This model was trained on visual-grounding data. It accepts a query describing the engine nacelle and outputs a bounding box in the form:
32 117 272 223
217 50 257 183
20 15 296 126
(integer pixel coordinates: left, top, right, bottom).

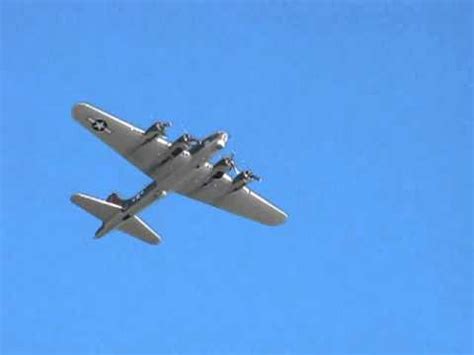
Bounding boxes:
144 121 171 139
169 134 197 157
210 156 234 179
232 170 261 190
170 133 201 155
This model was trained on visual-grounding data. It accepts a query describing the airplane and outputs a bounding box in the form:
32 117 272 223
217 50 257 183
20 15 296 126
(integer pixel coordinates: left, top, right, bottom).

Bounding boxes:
70 103 288 245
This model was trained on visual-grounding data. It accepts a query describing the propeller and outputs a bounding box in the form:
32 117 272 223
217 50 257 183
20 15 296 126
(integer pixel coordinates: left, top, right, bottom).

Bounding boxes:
231 169 262 191
181 133 200 144
224 152 241 174
222 153 261 182
178 122 200 144
227 152 239 174
244 170 262 182
157 121 171 137
145 121 172 138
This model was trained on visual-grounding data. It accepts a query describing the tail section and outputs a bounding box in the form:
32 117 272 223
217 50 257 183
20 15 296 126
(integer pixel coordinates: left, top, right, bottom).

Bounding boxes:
106 192 127 207
71 193 161 245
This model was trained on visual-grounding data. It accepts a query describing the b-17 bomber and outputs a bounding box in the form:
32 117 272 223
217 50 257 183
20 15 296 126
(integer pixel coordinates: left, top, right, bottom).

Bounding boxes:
71 103 287 245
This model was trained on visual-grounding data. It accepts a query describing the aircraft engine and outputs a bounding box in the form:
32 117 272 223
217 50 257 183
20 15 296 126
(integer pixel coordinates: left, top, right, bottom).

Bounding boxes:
169 134 200 157
210 156 235 179
144 121 171 139
174 133 199 145
232 170 261 190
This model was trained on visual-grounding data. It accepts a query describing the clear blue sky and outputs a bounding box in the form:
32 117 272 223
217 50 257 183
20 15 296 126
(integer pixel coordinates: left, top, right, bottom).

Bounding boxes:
1 2 472 354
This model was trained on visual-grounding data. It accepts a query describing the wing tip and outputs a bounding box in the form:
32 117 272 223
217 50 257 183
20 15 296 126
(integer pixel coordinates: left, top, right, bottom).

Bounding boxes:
140 233 162 245
70 193 94 205
71 102 96 120
70 193 83 205
267 210 288 226
149 237 162 245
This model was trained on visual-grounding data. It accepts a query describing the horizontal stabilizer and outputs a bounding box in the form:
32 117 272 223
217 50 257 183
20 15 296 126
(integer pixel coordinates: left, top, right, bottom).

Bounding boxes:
119 217 161 245
71 193 161 245
71 193 122 219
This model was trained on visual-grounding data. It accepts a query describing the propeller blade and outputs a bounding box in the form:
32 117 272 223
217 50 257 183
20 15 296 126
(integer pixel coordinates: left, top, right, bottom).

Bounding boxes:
178 122 201 144
229 152 241 174
160 122 171 137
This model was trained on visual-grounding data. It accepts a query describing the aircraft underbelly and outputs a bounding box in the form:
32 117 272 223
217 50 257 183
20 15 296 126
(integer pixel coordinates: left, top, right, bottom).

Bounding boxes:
71 102 287 245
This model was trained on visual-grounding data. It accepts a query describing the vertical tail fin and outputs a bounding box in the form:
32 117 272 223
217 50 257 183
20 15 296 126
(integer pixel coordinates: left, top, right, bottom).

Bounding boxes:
106 192 127 207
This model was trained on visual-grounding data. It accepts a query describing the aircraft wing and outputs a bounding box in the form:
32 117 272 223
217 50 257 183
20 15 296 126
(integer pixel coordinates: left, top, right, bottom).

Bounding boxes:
72 103 170 174
178 173 288 226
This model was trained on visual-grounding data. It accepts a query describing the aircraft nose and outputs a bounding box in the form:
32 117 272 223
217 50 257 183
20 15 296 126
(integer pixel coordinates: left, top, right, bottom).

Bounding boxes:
215 131 229 149
220 132 229 142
